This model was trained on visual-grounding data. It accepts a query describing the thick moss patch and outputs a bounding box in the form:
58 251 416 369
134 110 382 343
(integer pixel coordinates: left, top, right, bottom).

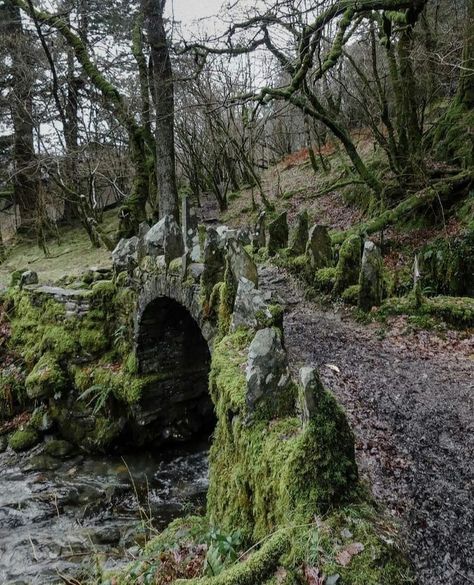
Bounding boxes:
9 427 40 452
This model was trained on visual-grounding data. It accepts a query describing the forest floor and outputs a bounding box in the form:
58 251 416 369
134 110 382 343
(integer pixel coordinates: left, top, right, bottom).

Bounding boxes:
258 264 473 585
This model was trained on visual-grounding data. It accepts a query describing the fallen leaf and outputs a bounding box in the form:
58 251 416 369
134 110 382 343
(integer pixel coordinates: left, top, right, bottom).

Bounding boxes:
336 542 365 566
303 564 325 585
325 364 340 374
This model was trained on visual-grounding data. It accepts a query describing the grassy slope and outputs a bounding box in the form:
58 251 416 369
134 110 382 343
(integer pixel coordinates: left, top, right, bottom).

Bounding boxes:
0 209 118 287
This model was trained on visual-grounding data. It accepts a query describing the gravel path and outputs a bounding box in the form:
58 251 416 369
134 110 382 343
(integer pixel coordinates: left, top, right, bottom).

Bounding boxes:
259 265 474 585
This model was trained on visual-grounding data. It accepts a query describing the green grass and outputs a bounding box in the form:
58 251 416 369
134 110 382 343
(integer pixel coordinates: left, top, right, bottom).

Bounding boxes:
0 209 118 287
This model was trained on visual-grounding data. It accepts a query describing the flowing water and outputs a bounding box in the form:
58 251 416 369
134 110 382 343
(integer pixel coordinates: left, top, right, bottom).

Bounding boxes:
0 440 209 584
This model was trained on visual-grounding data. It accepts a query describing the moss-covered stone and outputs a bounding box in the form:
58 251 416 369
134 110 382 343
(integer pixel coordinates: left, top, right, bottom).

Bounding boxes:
288 211 309 256
268 212 289 256
314 267 337 293
342 284 361 305
9 427 40 452
25 353 65 400
333 234 362 294
43 439 74 458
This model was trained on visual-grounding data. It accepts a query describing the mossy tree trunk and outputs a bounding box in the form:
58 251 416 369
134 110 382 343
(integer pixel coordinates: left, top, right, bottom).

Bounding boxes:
457 0 474 109
2 0 39 234
143 0 179 222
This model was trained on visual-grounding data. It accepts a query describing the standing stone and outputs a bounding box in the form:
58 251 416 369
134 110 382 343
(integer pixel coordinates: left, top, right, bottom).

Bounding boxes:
268 212 288 256
252 211 266 252
231 277 272 331
245 327 291 419
144 215 184 266
306 225 332 270
297 367 324 424
112 236 139 273
182 195 198 252
333 234 362 294
201 227 225 299
137 221 150 263
358 240 383 311
289 210 309 256
227 239 258 288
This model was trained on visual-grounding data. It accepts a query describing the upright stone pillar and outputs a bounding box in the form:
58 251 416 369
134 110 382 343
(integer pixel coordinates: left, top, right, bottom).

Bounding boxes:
252 211 266 252
289 210 309 256
268 212 288 256
305 224 332 270
358 240 383 311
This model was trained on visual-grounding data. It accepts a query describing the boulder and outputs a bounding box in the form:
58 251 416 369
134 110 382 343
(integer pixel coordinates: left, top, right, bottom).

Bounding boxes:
20 270 38 287
112 236 139 273
9 427 40 452
231 277 272 331
333 234 362 294
298 367 325 424
227 239 258 287
136 221 151 262
252 211 266 251
306 225 332 270
268 212 289 256
144 215 184 266
289 210 309 256
245 327 291 419
358 240 383 311
25 354 65 400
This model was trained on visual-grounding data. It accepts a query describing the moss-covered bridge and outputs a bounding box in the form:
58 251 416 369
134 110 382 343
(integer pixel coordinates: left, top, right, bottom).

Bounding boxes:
1 214 412 584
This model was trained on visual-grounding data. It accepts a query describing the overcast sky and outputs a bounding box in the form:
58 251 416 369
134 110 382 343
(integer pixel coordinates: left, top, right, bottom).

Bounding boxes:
166 0 225 28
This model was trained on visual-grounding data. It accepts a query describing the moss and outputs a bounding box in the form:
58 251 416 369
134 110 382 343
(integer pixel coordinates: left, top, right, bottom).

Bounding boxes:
124 352 139 374
380 295 474 327
333 235 362 294
168 257 183 274
314 267 337 293
208 330 357 543
79 325 108 354
177 532 288 585
420 229 474 297
9 427 40 452
342 284 361 305
43 439 74 458
0 364 26 418
91 279 116 301
25 353 65 400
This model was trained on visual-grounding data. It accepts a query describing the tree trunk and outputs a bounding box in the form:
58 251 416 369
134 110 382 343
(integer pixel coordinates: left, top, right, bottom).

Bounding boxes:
457 0 474 108
146 0 178 221
143 0 179 221
2 1 38 233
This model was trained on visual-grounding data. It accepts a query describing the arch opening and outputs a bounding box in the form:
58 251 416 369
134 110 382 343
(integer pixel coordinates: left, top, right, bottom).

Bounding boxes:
132 297 214 446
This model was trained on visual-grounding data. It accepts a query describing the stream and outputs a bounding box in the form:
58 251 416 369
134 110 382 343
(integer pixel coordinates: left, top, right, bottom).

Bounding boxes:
0 440 209 584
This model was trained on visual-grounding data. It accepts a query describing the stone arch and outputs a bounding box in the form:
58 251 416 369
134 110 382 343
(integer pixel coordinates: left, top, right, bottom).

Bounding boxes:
132 274 215 444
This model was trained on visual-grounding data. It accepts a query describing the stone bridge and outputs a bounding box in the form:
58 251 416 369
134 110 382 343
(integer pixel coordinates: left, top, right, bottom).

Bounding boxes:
17 205 321 448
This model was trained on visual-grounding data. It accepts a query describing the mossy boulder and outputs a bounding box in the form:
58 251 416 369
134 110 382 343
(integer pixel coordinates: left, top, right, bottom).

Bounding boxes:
314 267 337 293
25 354 65 400
333 234 362 294
43 439 75 459
342 284 361 305
9 427 40 452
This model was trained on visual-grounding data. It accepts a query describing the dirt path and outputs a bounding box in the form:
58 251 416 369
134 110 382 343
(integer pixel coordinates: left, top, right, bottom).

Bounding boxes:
259 265 474 585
